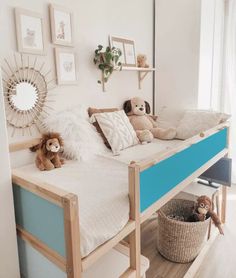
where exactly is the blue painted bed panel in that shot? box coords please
[140,128,227,212]
[13,185,66,257]
[18,236,66,278]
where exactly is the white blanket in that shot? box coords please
[16,157,129,258]
[102,138,183,164]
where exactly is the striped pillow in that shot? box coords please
[93,110,139,155]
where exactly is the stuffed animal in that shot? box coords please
[188,195,224,235]
[123,97,176,143]
[137,54,149,68]
[30,132,64,171]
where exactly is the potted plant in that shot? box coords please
[93,45,122,91]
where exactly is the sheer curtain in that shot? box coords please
[222,0,236,183]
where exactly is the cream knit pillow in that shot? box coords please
[92,110,139,155]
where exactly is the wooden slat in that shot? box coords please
[17,225,66,272]
[140,149,228,223]
[12,169,69,207]
[9,138,41,152]
[128,164,141,278]
[82,221,135,271]
[62,193,82,278]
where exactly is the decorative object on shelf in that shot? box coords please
[49,4,74,46]
[137,54,149,68]
[15,8,46,55]
[110,36,136,67]
[93,44,122,92]
[55,48,77,85]
[1,53,55,136]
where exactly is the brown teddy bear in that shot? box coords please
[188,195,224,235]
[30,132,64,171]
[137,54,149,68]
[123,97,176,143]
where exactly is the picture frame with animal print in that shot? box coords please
[54,48,77,85]
[15,8,46,55]
[50,4,74,47]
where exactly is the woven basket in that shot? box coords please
[157,199,210,263]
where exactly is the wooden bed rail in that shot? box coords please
[12,162,141,277]
[9,138,41,152]
[136,122,230,171]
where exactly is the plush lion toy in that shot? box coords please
[188,195,224,235]
[123,97,176,143]
[30,132,64,171]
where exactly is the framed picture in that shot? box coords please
[110,35,136,67]
[15,8,46,55]
[50,4,74,46]
[55,48,77,85]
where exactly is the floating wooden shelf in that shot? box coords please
[100,67,156,92]
[121,67,156,89]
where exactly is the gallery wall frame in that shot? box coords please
[15,8,46,55]
[50,4,74,47]
[54,48,77,85]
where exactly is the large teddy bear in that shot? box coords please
[123,97,176,143]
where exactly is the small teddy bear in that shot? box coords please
[30,132,64,171]
[188,195,224,235]
[137,54,149,68]
[123,97,176,144]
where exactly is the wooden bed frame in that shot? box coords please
[10,122,230,278]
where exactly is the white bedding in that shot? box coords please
[16,157,129,258]
[102,138,183,164]
[15,139,183,258]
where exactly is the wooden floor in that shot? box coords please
[141,186,236,278]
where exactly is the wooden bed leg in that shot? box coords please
[63,193,82,278]
[128,164,141,278]
[221,186,227,224]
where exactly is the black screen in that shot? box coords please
[199,157,232,186]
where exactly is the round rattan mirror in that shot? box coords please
[2,54,55,136]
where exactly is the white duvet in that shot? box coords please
[17,157,129,258]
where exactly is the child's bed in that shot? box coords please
[11,122,229,278]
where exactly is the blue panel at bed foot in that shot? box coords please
[13,185,66,257]
[140,128,227,212]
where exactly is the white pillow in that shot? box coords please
[176,110,230,139]
[92,110,139,155]
[156,106,185,129]
[42,105,107,160]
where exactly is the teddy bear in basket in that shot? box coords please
[30,132,64,171]
[123,97,176,144]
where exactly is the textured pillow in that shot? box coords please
[43,105,107,160]
[156,106,185,129]
[176,110,230,139]
[93,110,139,155]
[88,107,118,149]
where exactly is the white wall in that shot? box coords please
[0,72,20,277]
[155,0,201,111]
[0,0,154,145]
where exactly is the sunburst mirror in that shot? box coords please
[1,53,55,136]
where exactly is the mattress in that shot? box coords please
[102,138,183,164]
[16,156,129,258]
[15,139,183,258]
